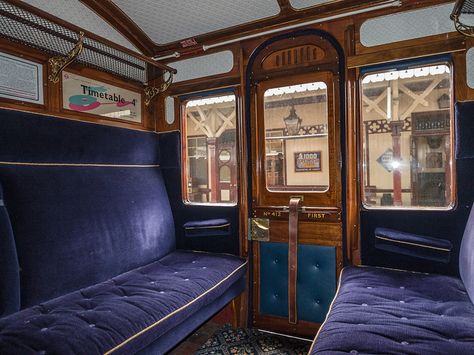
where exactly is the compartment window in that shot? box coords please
[183,93,237,204]
[263,82,329,192]
[361,62,454,208]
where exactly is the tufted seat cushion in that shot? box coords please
[0,250,246,355]
[309,266,474,354]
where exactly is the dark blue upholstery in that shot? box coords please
[158,131,240,255]
[456,101,474,160]
[183,218,231,237]
[0,183,20,316]
[460,205,474,304]
[259,242,336,323]
[375,227,453,263]
[309,266,474,354]
[0,251,246,355]
[362,102,474,277]
[0,108,247,353]
[0,109,160,165]
[0,165,175,308]
[310,204,474,354]
[137,276,245,355]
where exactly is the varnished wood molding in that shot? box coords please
[79,0,155,56]
[276,0,292,14]
[348,36,467,68]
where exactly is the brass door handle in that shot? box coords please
[249,218,270,241]
[253,219,269,231]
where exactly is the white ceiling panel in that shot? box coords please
[23,0,140,52]
[112,0,281,45]
[290,0,335,10]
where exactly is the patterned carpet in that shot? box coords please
[195,324,311,355]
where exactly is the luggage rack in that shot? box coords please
[0,0,175,104]
[451,0,474,37]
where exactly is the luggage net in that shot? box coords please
[0,0,152,83]
[451,0,474,37]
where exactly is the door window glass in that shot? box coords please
[263,82,329,192]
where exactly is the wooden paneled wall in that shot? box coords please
[0,38,155,131]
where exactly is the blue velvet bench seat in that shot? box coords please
[0,109,246,354]
[309,266,474,354]
[310,203,474,354]
[0,250,246,355]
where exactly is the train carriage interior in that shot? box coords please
[1,0,474,354]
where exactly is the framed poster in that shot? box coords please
[0,51,43,104]
[62,71,142,123]
[294,151,322,172]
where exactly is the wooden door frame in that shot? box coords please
[243,29,347,336]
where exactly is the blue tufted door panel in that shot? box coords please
[260,242,336,323]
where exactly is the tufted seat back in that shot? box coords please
[460,205,474,304]
[0,183,20,316]
[0,109,175,312]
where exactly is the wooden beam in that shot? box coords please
[400,77,444,120]
[276,0,292,14]
[348,37,467,68]
[362,89,388,119]
[79,0,155,56]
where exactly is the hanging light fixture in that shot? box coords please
[283,105,302,136]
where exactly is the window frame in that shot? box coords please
[358,57,456,211]
[254,70,340,208]
[180,88,239,206]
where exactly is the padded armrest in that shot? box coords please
[375,227,453,263]
[183,218,231,238]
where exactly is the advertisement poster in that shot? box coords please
[376,148,394,172]
[294,151,322,172]
[0,51,43,104]
[62,72,142,123]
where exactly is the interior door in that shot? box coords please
[217,140,237,203]
[248,36,344,336]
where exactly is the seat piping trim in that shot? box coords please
[104,260,248,354]
[184,223,231,230]
[0,161,160,168]
[375,235,451,252]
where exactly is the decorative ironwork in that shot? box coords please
[264,95,326,109]
[365,118,411,134]
[144,71,174,107]
[291,123,328,136]
[265,124,328,139]
[413,116,450,132]
[451,0,474,37]
[48,31,84,83]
